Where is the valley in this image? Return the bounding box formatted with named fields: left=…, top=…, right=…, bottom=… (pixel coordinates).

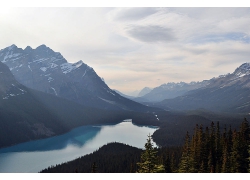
left=0, top=44, right=249, bottom=173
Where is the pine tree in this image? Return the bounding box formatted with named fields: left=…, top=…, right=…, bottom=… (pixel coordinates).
left=221, top=142, right=231, bottom=173
left=190, top=124, right=199, bottom=172
left=170, top=152, right=176, bottom=173
left=91, top=162, right=98, bottom=173
left=130, top=163, right=135, bottom=173
left=202, top=126, right=210, bottom=172
left=208, top=122, right=216, bottom=173
left=178, top=131, right=194, bottom=172
left=163, top=153, right=172, bottom=173
left=248, top=144, right=250, bottom=173
left=230, top=129, right=240, bottom=172
left=197, top=124, right=206, bottom=172
left=215, top=121, right=222, bottom=172
left=237, top=118, right=249, bottom=172
left=137, top=134, right=165, bottom=173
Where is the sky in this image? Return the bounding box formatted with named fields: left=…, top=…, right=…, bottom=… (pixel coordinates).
left=1, top=1, right=250, bottom=96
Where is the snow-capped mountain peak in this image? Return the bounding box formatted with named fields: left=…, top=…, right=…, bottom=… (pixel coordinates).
left=233, top=62, right=250, bottom=78
left=0, top=44, right=154, bottom=112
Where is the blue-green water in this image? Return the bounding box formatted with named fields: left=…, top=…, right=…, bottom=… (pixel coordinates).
left=0, top=120, right=158, bottom=173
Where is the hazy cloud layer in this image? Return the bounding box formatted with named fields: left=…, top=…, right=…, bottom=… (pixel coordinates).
left=113, top=8, right=158, bottom=21
left=127, top=25, right=176, bottom=43
left=1, top=7, right=250, bottom=95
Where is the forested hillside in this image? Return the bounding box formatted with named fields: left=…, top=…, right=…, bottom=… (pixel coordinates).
left=40, top=118, right=249, bottom=173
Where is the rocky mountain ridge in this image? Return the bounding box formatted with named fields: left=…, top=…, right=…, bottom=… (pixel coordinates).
left=0, top=44, right=156, bottom=112
left=154, top=62, right=250, bottom=113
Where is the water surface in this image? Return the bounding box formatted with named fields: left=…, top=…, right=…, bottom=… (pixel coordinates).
left=0, top=120, right=158, bottom=173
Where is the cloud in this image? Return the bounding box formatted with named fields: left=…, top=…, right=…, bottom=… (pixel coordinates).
left=189, top=32, right=250, bottom=44
left=113, top=7, right=158, bottom=21
left=126, top=25, right=176, bottom=43
left=2, top=7, right=250, bottom=94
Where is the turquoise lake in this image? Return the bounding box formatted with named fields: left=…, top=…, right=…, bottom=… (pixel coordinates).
left=0, top=120, right=158, bottom=173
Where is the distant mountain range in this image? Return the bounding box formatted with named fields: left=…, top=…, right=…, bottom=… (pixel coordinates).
left=138, top=81, right=210, bottom=102
left=0, top=44, right=157, bottom=113
left=154, top=63, right=250, bottom=113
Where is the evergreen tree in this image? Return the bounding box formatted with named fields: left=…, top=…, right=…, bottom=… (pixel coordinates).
left=202, top=126, right=210, bottom=172
left=221, top=143, right=231, bottom=173
left=178, top=131, right=195, bottom=172
left=237, top=118, right=249, bottom=172
left=248, top=144, right=250, bottom=173
left=230, top=129, right=240, bottom=172
left=163, top=153, right=172, bottom=173
left=170, top=152, right=177, bottom=173
left=130, top=163, right=135, bottom=173
left=215, top=121, right=222, bottom=172
left=197, top=124, right=206, bottom=172
left=137, top=134, right=165, bottom=173
left=208, top=122, right=216, bottom=173
left=91, top=162, right=98, bottom=173
left=190, top=124, right=199, bottom=172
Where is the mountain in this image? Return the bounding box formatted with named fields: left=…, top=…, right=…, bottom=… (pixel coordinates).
left=154, top=63, right=250, bottom=113
left=113, top=89, right=135, bottom=99
left=0, top=60, right=68, bottom=148
left=0, top=61, right=104, bottom=147
left=139, top=81, right=210, bottom=102
left=0, top=59, right=162, bottom=148
left=0, top=44, right=157, bottom=112
left=138, top=87, right=152, bottom=97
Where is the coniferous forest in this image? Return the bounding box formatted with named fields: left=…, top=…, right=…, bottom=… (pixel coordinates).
left=40, top=118, right=249, bottom=173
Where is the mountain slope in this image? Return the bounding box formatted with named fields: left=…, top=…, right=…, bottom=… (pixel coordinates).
left=139, top=81, right=210, bottom=102
left=154, top=63, right=250, bottom=113
left=138, top=87, right=152, bottom=97
left=0, top=61, right=160, bottom=149
left=0, top=44, right=157, bottom=112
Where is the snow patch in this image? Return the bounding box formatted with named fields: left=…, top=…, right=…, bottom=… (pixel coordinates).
left=107, top=90, right=116, bottom=96
left=2, top=50, right=10, bottom=62
left=3, top=53, right=21, bottom=62
left=18, top=88, right=25, bottom=92
left=82, top=70, right=87, bottom=78
left=50, top=63, right=58, bottom=68
left=61, top=60, right=83, bottom=74
left=2, top=89, right=26, bottom=99
left=33, top=58, right=49, bottom=63
left=40, top=67, right=47, bottom=72
left=98, top=97, right=116, bottom=105
left=48, top=77, right=54, bottom=82
left=28, top=65, right=32, bottom=71
left=50, top=87, right=58, bottom=96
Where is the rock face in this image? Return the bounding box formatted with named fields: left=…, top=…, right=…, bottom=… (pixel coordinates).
left=0, top=59, right=27, bottom=100
left=0, top=44, right=155, bottom=112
